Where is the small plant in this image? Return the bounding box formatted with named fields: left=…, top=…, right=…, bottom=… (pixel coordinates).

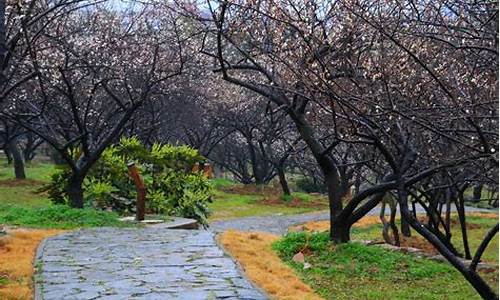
left=281, top=194, right=293, bottom=202
left=38, top=167, right=71, bottom=205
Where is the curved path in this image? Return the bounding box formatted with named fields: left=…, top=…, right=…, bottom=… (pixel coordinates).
left=35, top=204, right=494, bottom=300
left=35, top=226, right=266, bottom=300
left=210, top=205, right=495, bottom=235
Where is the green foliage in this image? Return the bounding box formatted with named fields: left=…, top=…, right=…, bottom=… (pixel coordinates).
left=210, top=178, right=237, bottom=189
left=281, top=194, right=293, bottom=202
left=43, top=137, right=212, bottom=226
left=0, top=204, right=128, bottom=229
left=84, top=178, right=118, bottom=209
left=38, top=167, right=71, bottom=205
left=148, top=171, right=212, bottom=227
left=295, top=177, right=326, bottom=193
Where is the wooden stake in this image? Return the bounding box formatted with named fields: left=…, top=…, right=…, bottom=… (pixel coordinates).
left=127, top=161, right=146, bottom=221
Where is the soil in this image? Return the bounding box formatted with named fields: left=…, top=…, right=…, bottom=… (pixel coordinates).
left=416, top=215, right=482, bottom=230
left=257, top=196, right=327, bottom=208
left=0, top=179, right=45, bottom=187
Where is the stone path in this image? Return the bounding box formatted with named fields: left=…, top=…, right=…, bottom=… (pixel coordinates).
left=35, top=204, right=495, bottom=300
left=210, top=204, right=495, bottom=235
left=35, top=226, right=266, bottom=300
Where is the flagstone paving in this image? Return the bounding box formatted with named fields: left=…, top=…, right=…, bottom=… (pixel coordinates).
left=209, top=204, right=494, bottom=234
left=35, top=226, right=266, bottom=300
left=35, top=205, right=494, bottom=300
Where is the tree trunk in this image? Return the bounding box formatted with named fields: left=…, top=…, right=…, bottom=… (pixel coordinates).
left=393, top=184, right=411, bottom=237
left=4, top=148, right=12, bottom=164
left=457, top=193, right=472, bottom=259
left=325, top=171, right=349, bottom=243
left=67, top=174, right=85, bottom=208
left=7, top=138, right=25, bottom=179
left=330, top=221, right=351, bottom=243
left=399, top=196, right=498, bottom=300
left=277, top=167, right=290, bottom=196
left=400, top=210, right=411, bottom=237
left=472, top=184, right=483, bottom=202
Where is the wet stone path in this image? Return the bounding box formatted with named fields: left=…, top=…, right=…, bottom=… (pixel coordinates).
left=35, top=205, right=493, bottom=299
left=35, top=226, right=266, bottom=300
left=209, top=205, right=494, bottom=235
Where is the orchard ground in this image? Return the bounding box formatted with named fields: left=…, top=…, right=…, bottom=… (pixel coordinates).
left=0, top=159, right=498, bottom=300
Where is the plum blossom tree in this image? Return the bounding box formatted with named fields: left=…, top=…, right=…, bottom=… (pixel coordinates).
left=6, top=3, right=186, bottom=208
left=179, top=1, right=497, bottom=298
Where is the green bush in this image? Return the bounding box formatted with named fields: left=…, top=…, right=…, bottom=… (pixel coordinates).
left=38, top=167, right=71, bottom=205
left=295, top=177, right=326, bottom=193
left=44, top=137, right=213, bottom=227
left=84, top=177, right=118, bottom=209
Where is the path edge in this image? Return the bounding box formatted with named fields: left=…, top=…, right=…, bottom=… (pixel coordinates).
left=33, top=235, right=49, bottom=300
left=213, top=231, right=270, bottom=299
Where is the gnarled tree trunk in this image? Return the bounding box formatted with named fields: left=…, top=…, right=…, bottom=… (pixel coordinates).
left=7, top=138, right=25, bottom=179
left=67, top=173, right=85, bottom=208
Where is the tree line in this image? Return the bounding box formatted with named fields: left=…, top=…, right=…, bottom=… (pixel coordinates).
left=0, top=0, right=497, bottom=298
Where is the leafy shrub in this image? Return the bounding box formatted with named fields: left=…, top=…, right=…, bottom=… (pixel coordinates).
left=44, top=137, right=213, bottom=226
left=38, top=167, right=71, bottom=205
left=84, top=178, right=118, bottom=209
left=295, top=177, right=326, bottom=193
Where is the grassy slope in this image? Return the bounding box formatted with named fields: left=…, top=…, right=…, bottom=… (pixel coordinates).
left=209, top=190, right=326, bottom=220
left=274, top=217, right=499, bottom=300
left=0, top=161, right=55, bottom=207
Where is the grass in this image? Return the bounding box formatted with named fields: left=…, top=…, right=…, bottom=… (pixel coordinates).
left=0, top=160, right=59, bottom=182
left=0, top=160, right=57, bottom=208
left=296, top=214, right=499, bottom=264
left=208, top=190, right=327, bottom=220
left=210, top=178, right=238, bottom=189
left=0, top=229, right=64, bottom=300
left=0, top=204, right=130, bottom=229
left=208, top=178, right=329, bottom=220
left=219, top=230, right=323, bottom=300
left=0, top=160, right=129, bottom=229
left=273, top=231, right=499, bottom=300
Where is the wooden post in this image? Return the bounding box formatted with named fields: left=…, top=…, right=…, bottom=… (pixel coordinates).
left=127, top=161, right=146, bottom=221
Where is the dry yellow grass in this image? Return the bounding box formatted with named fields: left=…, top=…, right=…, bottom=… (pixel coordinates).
left=466, top=212, right=499, bottom=219
left=0, top=229, right=64, bottom=300
left=290, top=212, right=499, bottom=233
left=289, top=215, right=382, bottom=233
left=219, top=230, right=323, bottom=300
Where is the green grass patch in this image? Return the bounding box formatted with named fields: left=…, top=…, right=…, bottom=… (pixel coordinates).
left=0, top=161, right=59, bottom=182
left=210, top=178, right=238, bottom=189
left=273, top=231, right=498, bottom=300
left=0, top=204, right=131, bottom=229
left=0, top=184, right=51, bottom=208
left=208, top=190, right=326, bottom=220
left=350, top=215, right=499, bottom=264
left=0, top=160, right=57, bottom=208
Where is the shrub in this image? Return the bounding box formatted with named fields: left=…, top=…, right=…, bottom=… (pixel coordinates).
left=38, top=167, right=71, bottom=205
left=84, top=178, right=118, bottom=209
left=295, top=177, right=326, bottom=193
left=43, top=137, right=213, bottom=226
